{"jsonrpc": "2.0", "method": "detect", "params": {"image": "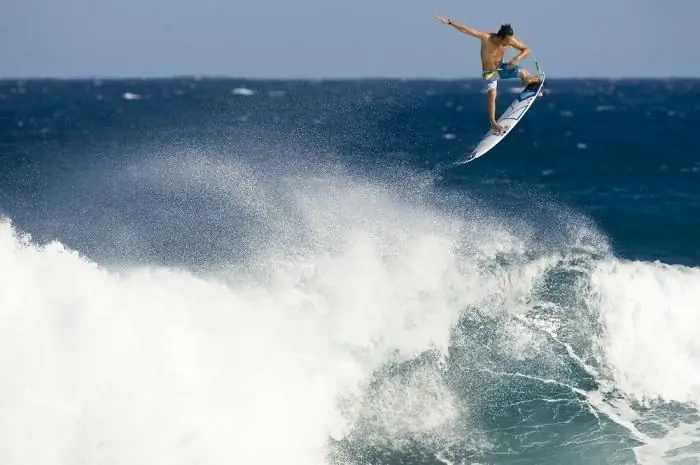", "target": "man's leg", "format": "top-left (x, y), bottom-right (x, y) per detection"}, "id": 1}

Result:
top-left (516, 68), bottom-right (545, 96)
top-left (517, 68), bottom-right (542, 87)
top-left (485, 80), bottom-right (504, 132)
